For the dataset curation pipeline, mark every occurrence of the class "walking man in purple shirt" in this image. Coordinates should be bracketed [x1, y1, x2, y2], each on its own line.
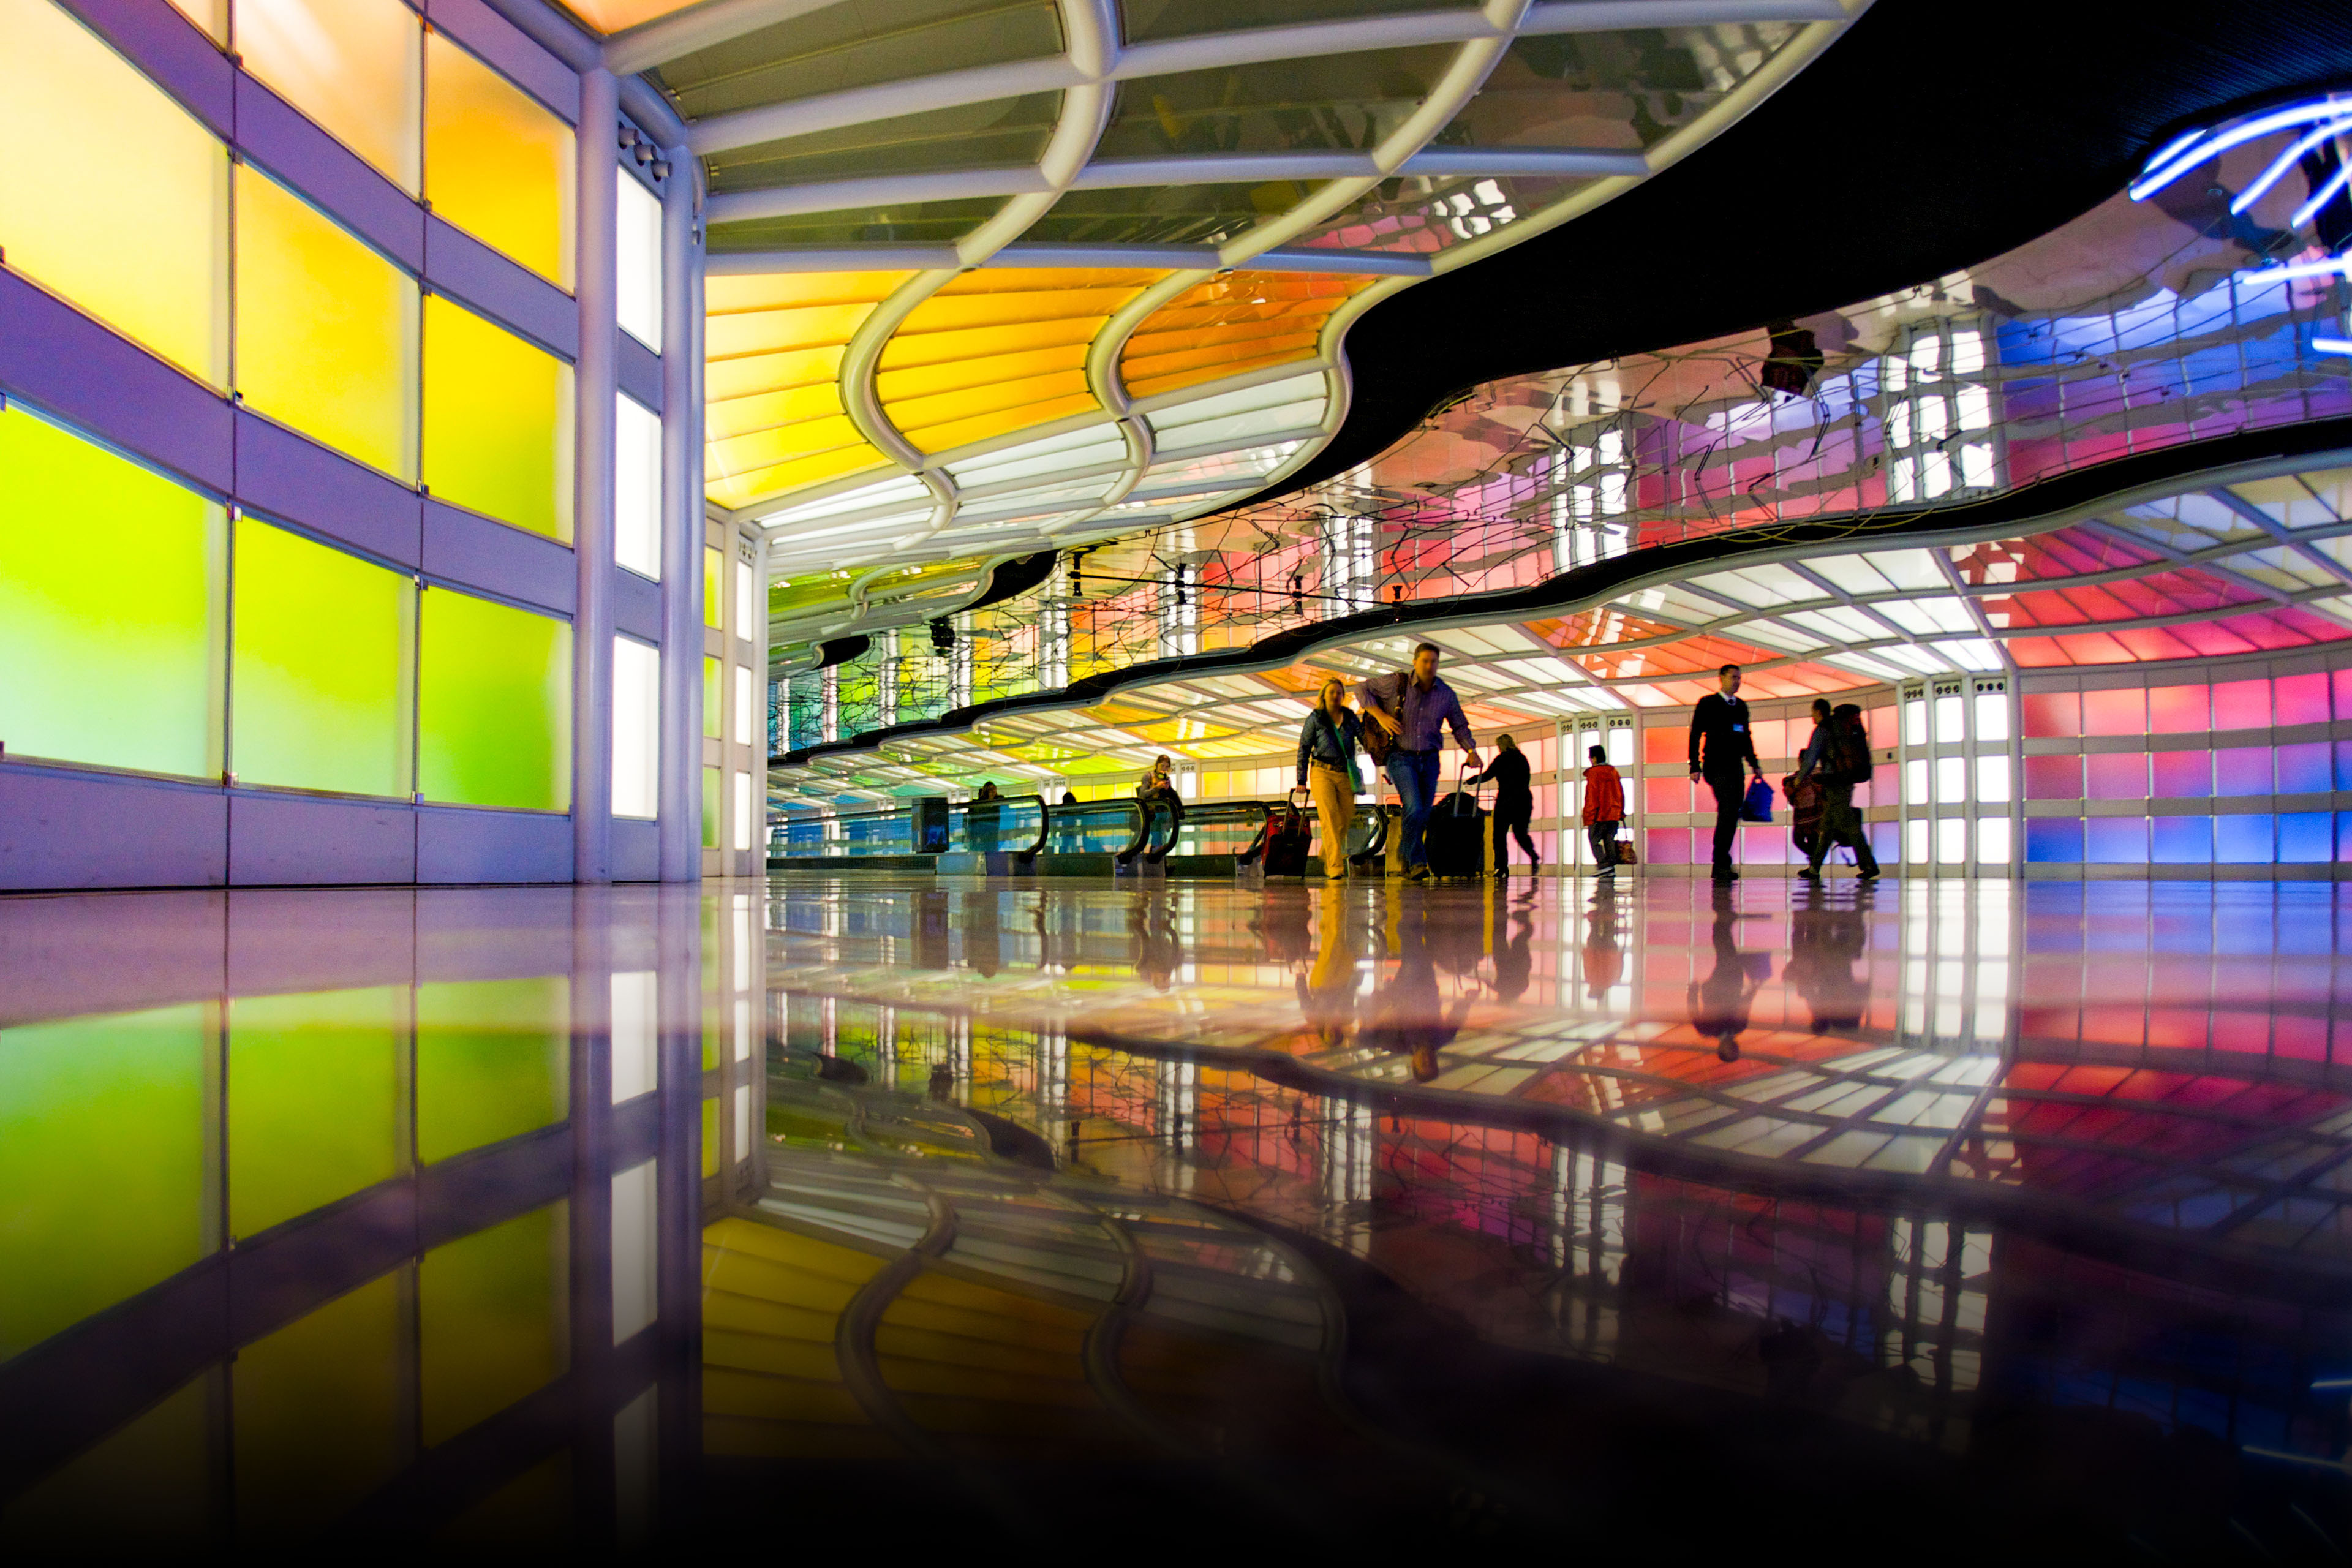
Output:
[1357, 642, 1480, 883]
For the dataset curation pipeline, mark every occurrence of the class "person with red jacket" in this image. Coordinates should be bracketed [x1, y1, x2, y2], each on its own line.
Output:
[1581, 744, 1627, 877]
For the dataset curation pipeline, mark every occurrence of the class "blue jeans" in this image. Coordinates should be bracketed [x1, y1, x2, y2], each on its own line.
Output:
[1385, 748, 1441, 870]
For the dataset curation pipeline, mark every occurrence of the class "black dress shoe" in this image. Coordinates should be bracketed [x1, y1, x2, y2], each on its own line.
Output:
[1712, 868, 1740, 883]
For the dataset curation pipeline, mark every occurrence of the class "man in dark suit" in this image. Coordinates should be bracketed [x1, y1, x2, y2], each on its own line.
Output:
[1687, 663, 1764, 884]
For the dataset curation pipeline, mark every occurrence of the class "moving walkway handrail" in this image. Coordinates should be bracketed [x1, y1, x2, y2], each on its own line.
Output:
[961, 794, 1049, 858]
[1039, 799, 1151, 864]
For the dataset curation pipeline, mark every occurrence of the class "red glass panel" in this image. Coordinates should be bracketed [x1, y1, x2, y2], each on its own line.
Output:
[2146, 684, 2208, 733]
[1645, 775, 1692, 813]
[2021, 691, 2081, 737]
[1643, 724, 1684, 764]
[2213, 678, 2270, 729]
[2082, 688, 2146, 736]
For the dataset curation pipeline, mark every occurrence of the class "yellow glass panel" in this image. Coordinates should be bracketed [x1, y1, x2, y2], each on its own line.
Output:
[238, 0, 423, 194]
[164, 0, 225, 40]
[705, 547, 723, 628]
[422, 294, 573, 540]
[231, 517, 413, 796]
[420, 1203, 568, 1444]
[1120, 271, 1368, 401]
[707, 448, 890, 511]
[235, 164, 419, 479]
[417, 589, 572, 812]
[0, 0, 228, 383]
[554, 0, 706, 27]
[425, 31, 574, 287]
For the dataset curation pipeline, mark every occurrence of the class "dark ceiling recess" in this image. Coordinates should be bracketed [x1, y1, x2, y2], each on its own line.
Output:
[964, 550, 1060, 612]
[1262, 0, 2352, 502]
[813, 635, 870, 669]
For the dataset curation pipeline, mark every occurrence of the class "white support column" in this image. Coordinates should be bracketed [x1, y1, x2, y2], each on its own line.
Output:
[574, 69, 620, 884]
[658, 143, 704, 881]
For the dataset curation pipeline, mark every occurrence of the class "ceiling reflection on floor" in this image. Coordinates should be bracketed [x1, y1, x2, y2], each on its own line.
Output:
[2, 877, 2350, 1555]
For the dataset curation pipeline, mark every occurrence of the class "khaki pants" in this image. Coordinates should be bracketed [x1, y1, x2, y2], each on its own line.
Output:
[1308, 763, 1355, 877]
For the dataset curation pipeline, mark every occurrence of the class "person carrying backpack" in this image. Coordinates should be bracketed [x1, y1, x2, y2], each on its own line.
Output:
[1793, 701, 1880, 880]
[1581, 743, 1626, 877]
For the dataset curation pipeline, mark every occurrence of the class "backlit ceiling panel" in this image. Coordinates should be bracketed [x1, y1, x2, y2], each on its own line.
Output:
[578, 0, 1864, 627]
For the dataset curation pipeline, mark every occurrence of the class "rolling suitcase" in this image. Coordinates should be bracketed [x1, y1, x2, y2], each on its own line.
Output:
[1262, 801, 1311, 876]
[1426, 788, 1485, 878]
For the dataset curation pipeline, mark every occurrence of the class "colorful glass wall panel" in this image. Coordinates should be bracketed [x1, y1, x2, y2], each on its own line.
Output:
[417, 588, 571, 812]
[232, 1270, 404, 1533]
[421, 295, 573, 541]
[418, 1202, 567, 1446]
[413, 977, 569, 1164]
[225, 987, 403, 1240]
[1, 0, 229, 383]
[0, 1006, 209, 1359]
[424, 29, 574, 287]
[235, 164, 420, 481]
[0, 407, 224, 779]
[230, 517, 413, 797]
[238, 0, 423, 194]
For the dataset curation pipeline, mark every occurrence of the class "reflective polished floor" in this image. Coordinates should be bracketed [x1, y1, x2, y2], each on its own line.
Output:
[4, 874, 2351, 1556]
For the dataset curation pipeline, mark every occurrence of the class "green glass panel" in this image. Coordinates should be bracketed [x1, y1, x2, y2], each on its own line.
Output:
[1096, 49, 1455, 159]
[701, 1095, 718, 1177]
[233, 1271, 404, 1534]
[0, 407, 224, 778]
[231, 518, 412, 797]
[418, 588, 572, 811]
[415, 976, 568, 1164]
[704, 546, 723, 628]
[702, 766, 721, 849]
[703, 655, 722, 739]
[420, 1202, 567, 1445]
[227, 987, 402, 1238]
[0, 1006, 209, 1359]
[421, 294, 573, 542]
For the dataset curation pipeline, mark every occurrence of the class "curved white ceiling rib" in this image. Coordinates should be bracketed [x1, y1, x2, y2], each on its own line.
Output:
[592, 0, 1866, 643]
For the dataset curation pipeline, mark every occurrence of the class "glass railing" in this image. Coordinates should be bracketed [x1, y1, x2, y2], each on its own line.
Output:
[1043, 799, 1152, 860]
[768, 793, 1387, 871]
[1157, 799, 1271, 865]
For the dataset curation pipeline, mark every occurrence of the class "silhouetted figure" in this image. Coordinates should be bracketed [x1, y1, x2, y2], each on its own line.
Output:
[927, 1061, 956, 1100]
[1583, 883, 1624, 1001]
[1491, 892, 1533, 1003]
[1786, 883, 1871, 1031]
[1295, 883, 1359, 1045]
[1688, 885, 1768, 1060]
[1357, 899, 1469, 1081]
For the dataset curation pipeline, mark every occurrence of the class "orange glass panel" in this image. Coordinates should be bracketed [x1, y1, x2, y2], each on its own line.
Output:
[164, 0, 225, 42]
[425, 31, 574, 287]
[704, 271, 908, 510]
[1120, 271, 1370, 402]
[1, 0, 230, 384]
[549, 0, 706, 29]
[877, 269, 1160, 455]
[238, 0, 423, 194]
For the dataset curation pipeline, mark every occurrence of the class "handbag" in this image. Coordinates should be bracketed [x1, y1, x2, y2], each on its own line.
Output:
[1616, 839, 1639, 865]
[1741, 777, 1774, 823]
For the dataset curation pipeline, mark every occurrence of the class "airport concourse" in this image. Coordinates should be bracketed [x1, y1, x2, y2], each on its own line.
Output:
[8, 0, 2352, 1556]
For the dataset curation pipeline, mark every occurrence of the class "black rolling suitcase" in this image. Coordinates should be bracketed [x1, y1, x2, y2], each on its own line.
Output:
[1262, 800, 1311, 876]
[1426, 788, 1485, 878]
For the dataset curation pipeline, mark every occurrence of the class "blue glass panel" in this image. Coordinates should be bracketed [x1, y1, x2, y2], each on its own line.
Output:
[2336, 741, 2352, 791]
[2086, 817, 2147, 864]
[2278, 741, 2332, 794]
[2150, 815, 2211, 864]
[2278, 812, 2332, 863]
[2214, 748, 2272, 796]
[2026, 817, 2084, 862]
[2214, 812, 2275, 864]
[2339, 812, 2352, 864]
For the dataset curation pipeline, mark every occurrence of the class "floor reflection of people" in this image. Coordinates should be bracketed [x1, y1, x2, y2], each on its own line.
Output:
[1491, 882, 1533, 1002]
[1689, 885, 1769, 1060]
[1583, 883, 1624, 1002]
[1786, 884, 1871, 1031]
[1297, 883, 1359, 1045]
[1357, 893, 1469, 1081]
[1129, 891, 1182, 990]
[961, 889, 1002, 978]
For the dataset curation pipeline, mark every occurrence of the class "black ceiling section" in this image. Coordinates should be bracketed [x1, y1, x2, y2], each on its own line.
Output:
[1267, 0, 2352, 502]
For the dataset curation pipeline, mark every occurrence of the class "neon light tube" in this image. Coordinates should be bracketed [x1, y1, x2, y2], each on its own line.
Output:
[2132, 97, 2351, 200]
[2232, 116, 2352, 213]
[2292, 161, 2352, 232]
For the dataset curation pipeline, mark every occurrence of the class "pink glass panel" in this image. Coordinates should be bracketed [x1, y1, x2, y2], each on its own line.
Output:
[2334, 667, 2352, 720]
[2082, 688, 2146, 737]
[2214, 747, 2272, 796]
[2275, 672, 2329, 726]
[1645, 775, 1692, 814]
[1751, 718, 1788, 759]
[1645, 827, 1694, 864]
[2086, 752, 2149, 800]
[2212, 679, 2269, 729]
[2021, 692, 2081, 737]
[2146, 684, 2208, 733]
[2024, 755, 2082, 799]
[2149, 750, 2211, 797]
[1866, 704, 1896, 748]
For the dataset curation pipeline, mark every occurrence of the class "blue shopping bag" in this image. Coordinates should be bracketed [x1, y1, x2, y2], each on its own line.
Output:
[1741, 777, 1774, 822]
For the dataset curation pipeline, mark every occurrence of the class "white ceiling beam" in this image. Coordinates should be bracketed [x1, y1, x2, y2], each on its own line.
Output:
[1520, 0, 1851, 32]
[604, 0, 858, 74]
